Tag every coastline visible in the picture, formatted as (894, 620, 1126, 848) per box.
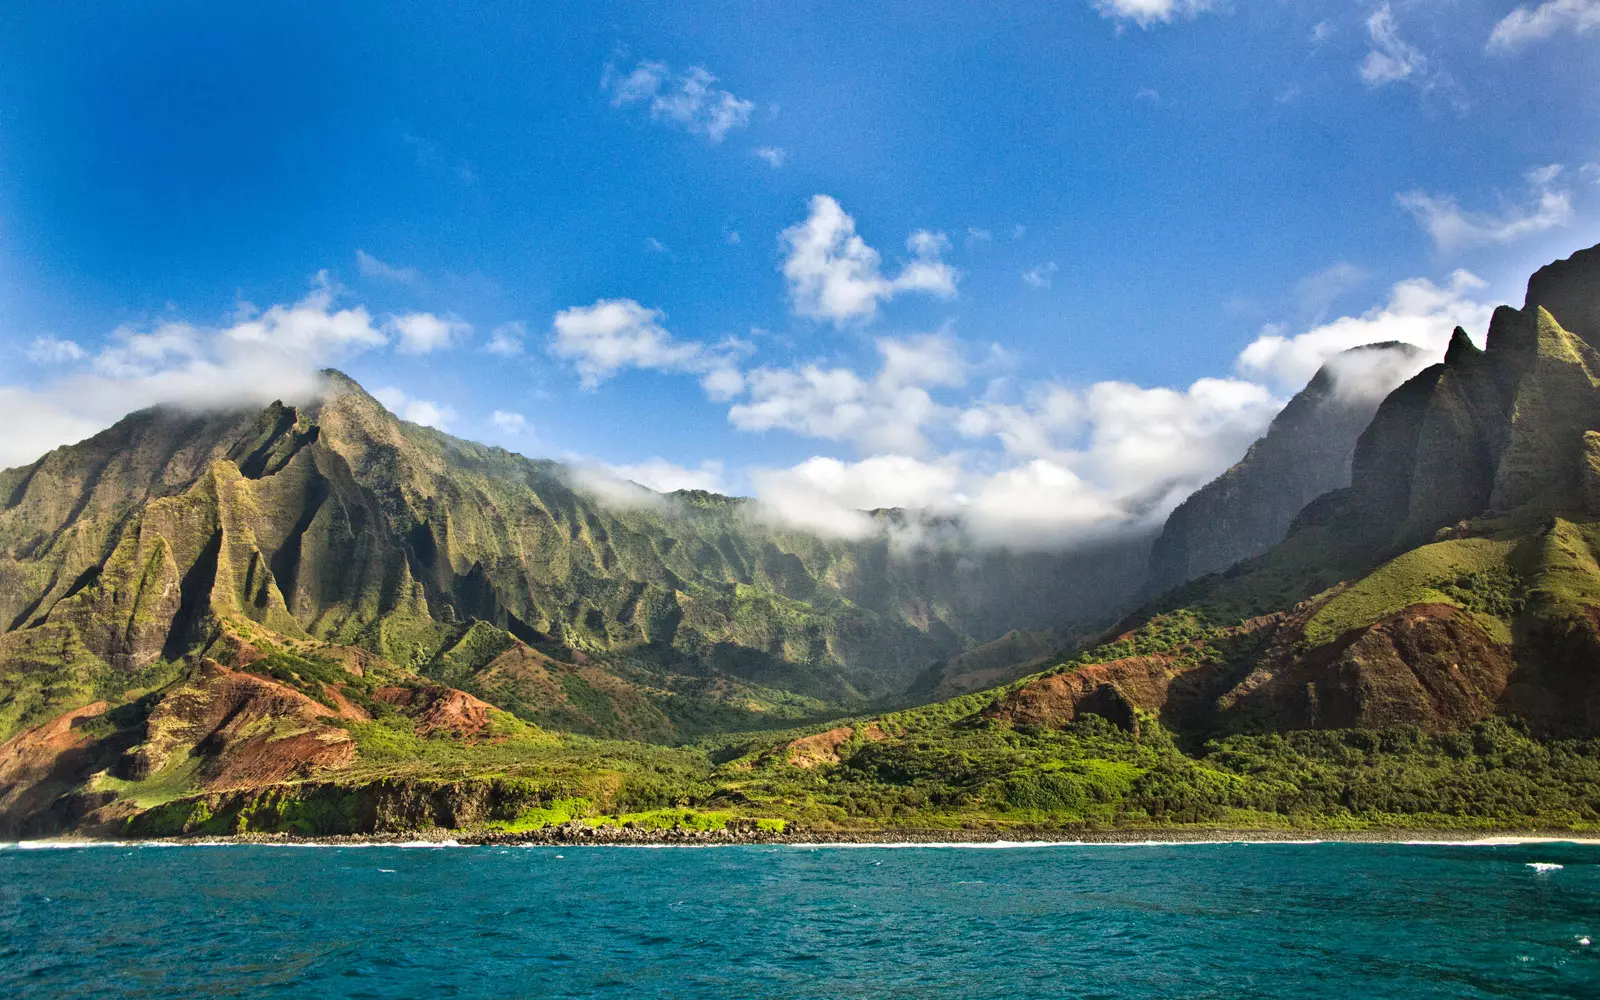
(9, 826, 1600, 849)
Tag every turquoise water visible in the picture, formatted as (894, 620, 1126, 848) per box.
(2, 841, 1598, 998)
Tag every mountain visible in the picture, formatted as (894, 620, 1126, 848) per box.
(0, 372, 1150, 747)
(1145, 343, 1424, 594)
(8, 243, 1600, 842)
(988, 241, 1600, 738)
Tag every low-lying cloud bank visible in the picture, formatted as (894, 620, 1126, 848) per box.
(2, 255, 1493, 553)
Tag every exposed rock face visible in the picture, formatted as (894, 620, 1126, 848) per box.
(982, 656, 1184, 732)
(1146, 344, 1422, 594)
(783, 722, 887, 768)
(1292, 303, 1600, 563)
(1525, 242, 1600, 348)
(0, 372, 1151, 742)
(124, 661, 355, 788)
(989, 602, 1516, 736)
(1217, 605, 1514, 731)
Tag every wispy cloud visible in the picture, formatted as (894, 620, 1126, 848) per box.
(485, 322, 527, 357)
(1022, 263, 1058, 289)
(1397, 164, 1573, 253)
(602, 58, 755, 143)
(1487, 0, 1600, 53)
(754, 146, 787, 168)
(1358, 5, 1430, 88)
(355, 250, 420, 285)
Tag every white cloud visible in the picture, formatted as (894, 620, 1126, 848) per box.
(0, 277, 390, 469)
(1093, 0, 1214, 28)
(1397, 164, 1573, 253)
(606, 458, 727, 494)
(387, 312, 470, 355)
(1487, 0, 1600, 52)
(1237, 269, 1492, 390)
(602, 59, 754, 143)
(1022, 262, 1058, 288)
(1359, 5, 1430, 87)
(25, 337, 86, 364)
(355, 250, 420, 284)
(490, 410, 529, 435)
(749, 455, 962, 538)
(780, 195, 958, 326)
(728, 335, 966, 454)
(754, 146, 787, 168)
(549, 298, 712, 389)
(372, 386, 455, 430)
(700, 366, 746, 401)
(485, 321, 526, 357)
(645, 237, 670, 254)
(1294, 262, 1369, 320)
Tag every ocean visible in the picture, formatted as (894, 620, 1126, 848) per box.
(2, 840, 1597, 998)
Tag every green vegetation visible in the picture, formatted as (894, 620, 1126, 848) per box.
(1302, 538, 1518, 646)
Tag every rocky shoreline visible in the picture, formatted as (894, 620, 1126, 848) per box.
(54, 823, 1596, 848)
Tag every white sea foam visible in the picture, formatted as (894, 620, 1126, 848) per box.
(1526, 862, 1564, 872)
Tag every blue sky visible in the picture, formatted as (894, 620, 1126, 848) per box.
(2, 0, 1598, 542)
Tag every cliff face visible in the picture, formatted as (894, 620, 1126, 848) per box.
(0, 373, 1148, 743)
(1145, 344, 1422, 594)
(1048, 242, 1600, 738)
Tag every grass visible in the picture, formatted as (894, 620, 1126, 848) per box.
(1302, 538, 1517, 646)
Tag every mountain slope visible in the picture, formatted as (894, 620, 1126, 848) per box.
(1146, 343, 1423, 593)
(0, 373, 1150, 744)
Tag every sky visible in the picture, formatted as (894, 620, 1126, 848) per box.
(1, 0, 1598, 544)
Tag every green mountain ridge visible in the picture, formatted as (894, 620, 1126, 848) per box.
(7, 242, 1600, 841)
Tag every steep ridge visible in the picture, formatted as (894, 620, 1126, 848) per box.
(0, 373, 1149, 745)
(9, 243, 1600, 840)
(992, 241, 1600, 737)
(1146, 343, 1423, 593)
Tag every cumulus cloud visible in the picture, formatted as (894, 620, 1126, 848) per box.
(1359, 5, 1430, 87)
(548, 298, 742, 390)
(0, 277, 392, 468)
(490, 410, 529, 435)
(1397, 165, 1574, 253)
(602, 59, 754, 143)
(1092, 0, 1214, 28)
(355, 250, 420, 284)
(728, 335, 966, 454)
(372, 386, 455, 430)
(1487, 0, 1600, 52)
(1237, 270, 1491, 390)
(780, 195, 958, 326)
(388, 312, 470, 354)
(754, 146, 787, 168)
(746, 371, 1281, 547)
(485, 321, 526, 357)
